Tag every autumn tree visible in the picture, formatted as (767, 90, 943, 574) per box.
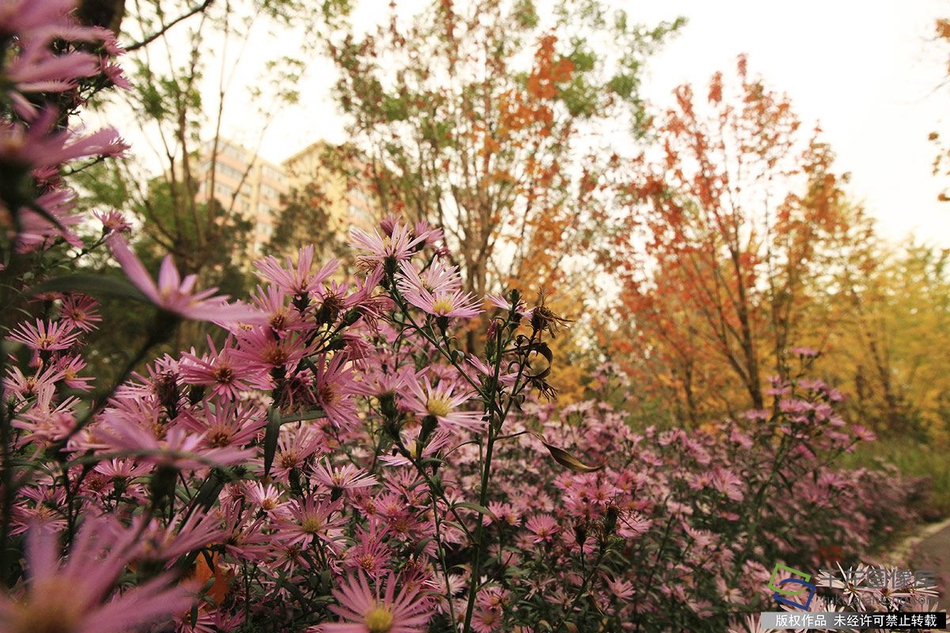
(316, 0, 683, 301)
(603, 57, 853, 424)
(816, 227, 950, 442)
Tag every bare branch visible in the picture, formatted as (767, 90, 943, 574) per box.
(125, 0, 214, 52)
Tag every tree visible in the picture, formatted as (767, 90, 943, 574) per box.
(603, 57, 853, 423)
(820, 234, 950, 442)
(316, 0, 683, 300)
(78, 0, 328, 286)
(267, 179, 353, 265)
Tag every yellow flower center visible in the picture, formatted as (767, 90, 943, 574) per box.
(365, 606, 394, 633)
(430, 296, 456, 315)
(319, 383, 338, 406)
(206, 426, 234, 448)
(213, 366, 234, 384)
(301, 516, 324, 534)
(426, 397, 451, 418)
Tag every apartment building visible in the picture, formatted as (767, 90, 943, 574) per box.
(194, 138, 289, 257)
(282, 141, 379, 236)
(193, 138, 380, 262)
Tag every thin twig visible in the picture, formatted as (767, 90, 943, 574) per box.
(125, 0, 215, 52)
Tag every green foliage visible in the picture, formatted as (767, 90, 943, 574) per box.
(838, 438, 949, 518)
(266, 180, 352, 264)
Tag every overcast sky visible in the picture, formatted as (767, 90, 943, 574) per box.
(216, 1, 950, 248)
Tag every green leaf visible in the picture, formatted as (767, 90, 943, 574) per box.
(534, 433, 604, 473)
(263, 407, 282, 478)
(278, 408, 327, 423)
(453, 502, 498, 521)
(28, 274, 148, 302)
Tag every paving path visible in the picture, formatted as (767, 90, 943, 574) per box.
(874, 517, 950, 602)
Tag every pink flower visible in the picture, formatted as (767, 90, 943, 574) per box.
(525, 514, 559, 543)
(350, 222, 425, 274)
(176, 400, 267, 452)
(254, 245, 339, 295)
(246, 482, 289, 516)
(96, 420, 254, 471)
(179, 336, 270, 400)
(108, 235, 267, 325)
(401, 375, 486, 432)
(4, 37, 99, 118)
(397, 260, 481, 319)
(0, 109, 127, 172)
(323, 571, 433, 633)
(0, 516, 192, 633)
(342, 522, 392, 577)
(312, 460, 378, 499)
(485, 293, 534, 319)
(58, 293, 102, 332)
(314, 352, 360, 429)
(93, 209, 132, 234)
(274, 495, 345, 552)
(14, 188, 84, 253)
(6, 318, 79, 351)
(396, 259, 463, 296)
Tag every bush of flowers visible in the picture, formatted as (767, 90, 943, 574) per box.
(0, 2, 935, 632)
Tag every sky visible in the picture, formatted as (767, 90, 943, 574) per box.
(627, 0, 950, 247)
(159, 0, 950, 248)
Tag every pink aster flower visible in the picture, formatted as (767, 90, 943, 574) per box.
(93, 209, 132, 234)
(412, 221, 443, 246)
(254, 245, 339, 295)
(485, 293, 534, 319)
(96, 421, 254, 471)
(274, 495, 346, 553)
(108, 235, 267, 325)
(406, 287, 482, 319)
(323, 571, 433, 633)
(401, 375, 486, 432)
(14, 187, 85, 252)
(58, 293, 102, 332)
(314, 352, 359, 429)
(312, 460, 378, 499)
(342, 522, 392, 577)
(525, 514, 559, 543)
(246, 482, 290, 517)
(0, 516, 192, 633)
(179, 336, 270, 400)
(11, 382, 79, 447)
(397, 261, 481, 319)
(6, 318, 80, 351)
(176, 400, 267, 452)
(350, 222, 425, 274)
(4, 37, 99, 119)
(396, 259, 462, 296)
(1, 109, 127, 172)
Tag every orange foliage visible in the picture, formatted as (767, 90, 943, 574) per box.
(602, 57, 852, 424)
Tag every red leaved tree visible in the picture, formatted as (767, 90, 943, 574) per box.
(603, 57, 852, 424)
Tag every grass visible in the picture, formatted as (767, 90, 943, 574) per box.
(837, 436, 950, 520)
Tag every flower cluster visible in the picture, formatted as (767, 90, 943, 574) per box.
(0, 0, 128, 254)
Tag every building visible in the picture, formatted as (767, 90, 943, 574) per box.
(194, 138, 289, 257)
(193, 138, 380, 263)
(282, 141, 379, 238)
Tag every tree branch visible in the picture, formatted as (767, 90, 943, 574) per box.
(125, 0, 214, 52)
